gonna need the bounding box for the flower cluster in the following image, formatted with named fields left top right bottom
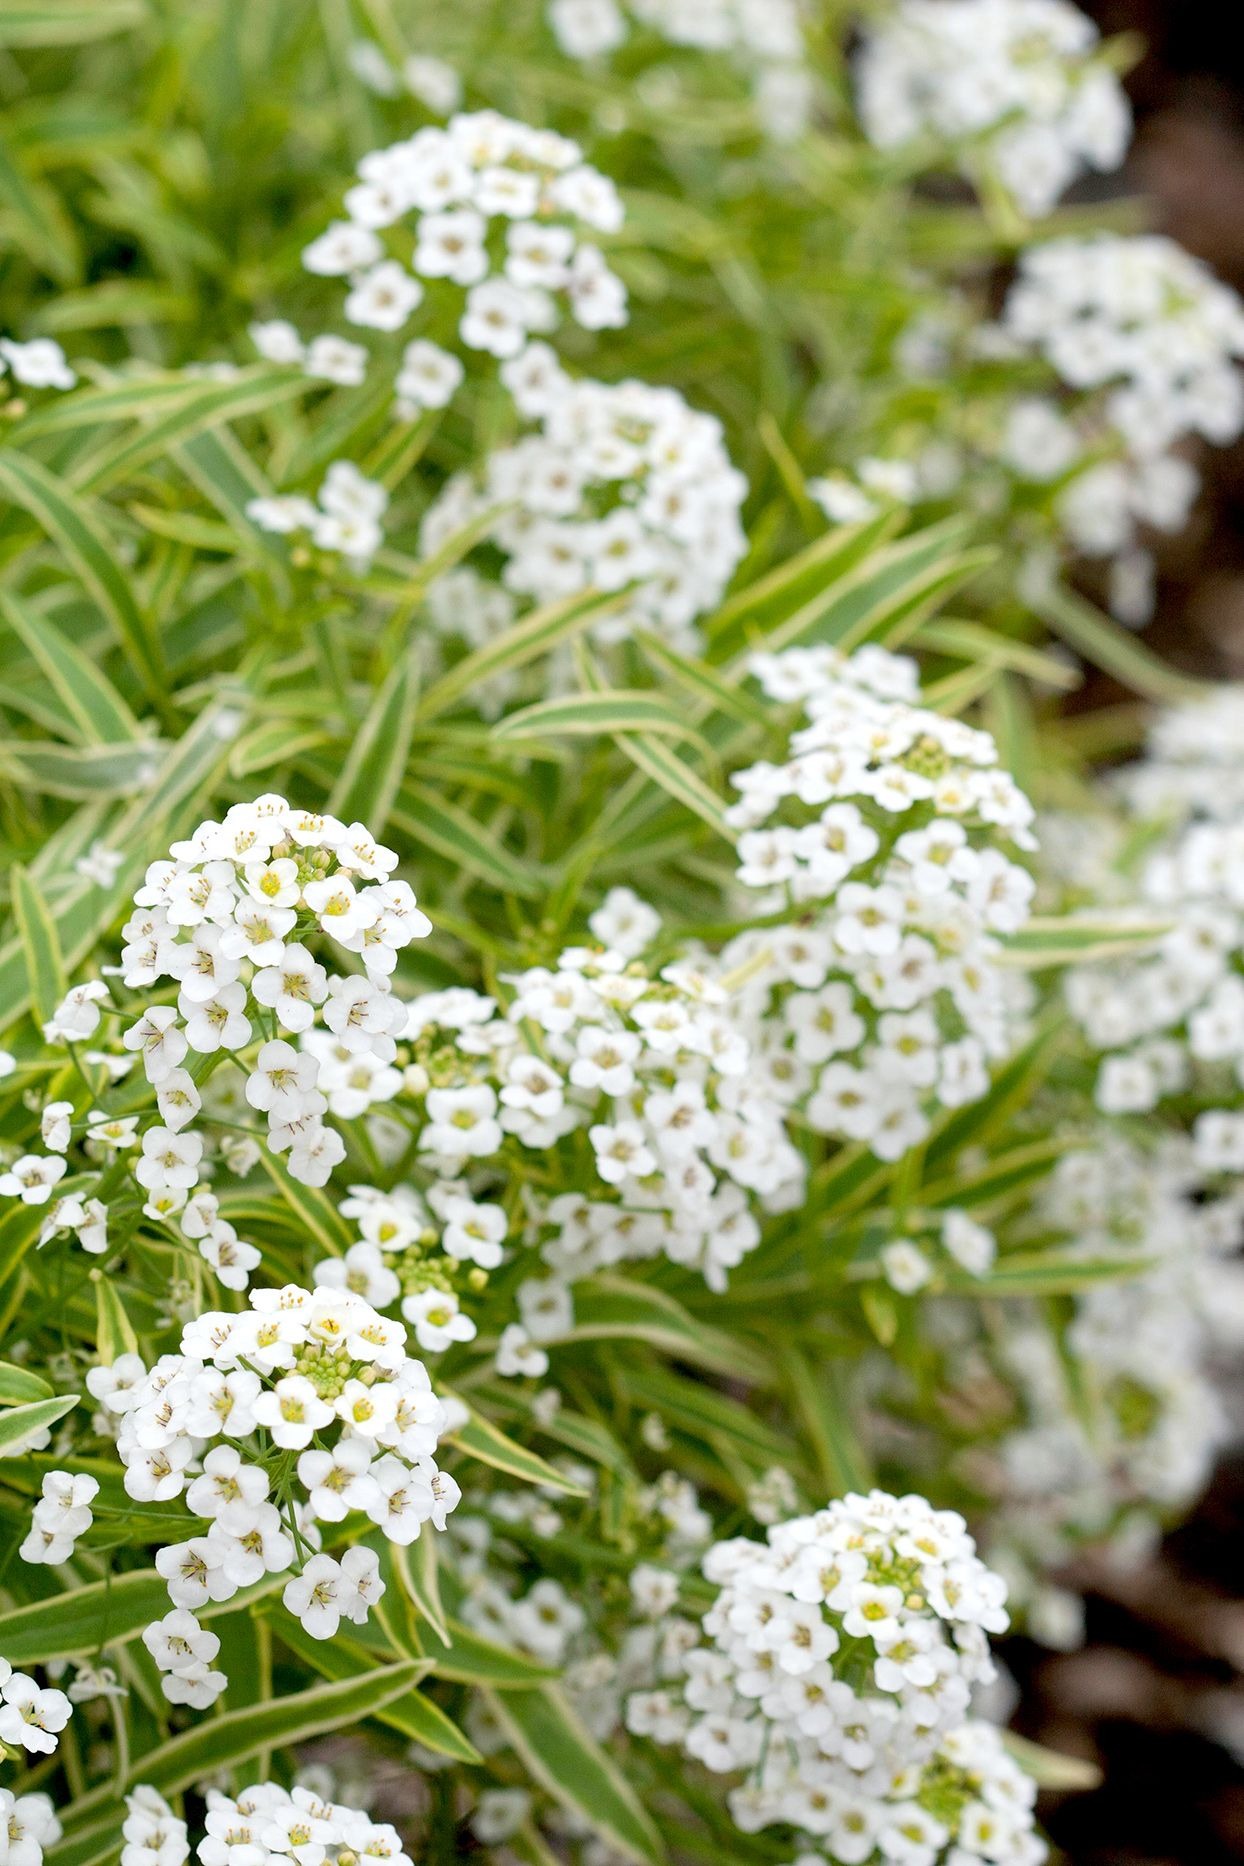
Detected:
left=856, top=0, right=1131, bottom=218
left=1003, top=236, right=1244, bottom=456
left=627, top=1492, right=1045, bottom=1866
left=977, top=1138, right=1244, bottom=1639
left=403, top=929, right=804, bottom=1310
left=311, top=1181, right=486, bottom=1356
left=997, top=237, right=1244, bottom=602
left=0, top=1783, right=61, bottom=1866
left=420, top=349, right=748, bottom=660
left=722, top=643, right=1035, bottom=1158
left=246, top=461, right=389, bottom=568
left=118, top=1781, right=413, bottom=1866
left=299, top=108, right=626, bottom=375
left=0, top=335, right=76, bottom=392
left=18, top=1471, right=98, bottom=1566
left=108, top=1283, right=456, bottom=1693
left=546, top=0, right=812, bottom=142
left=1060, top=688, right=1244, bottom=1132
left=118, top=794, right=427, bottom=1191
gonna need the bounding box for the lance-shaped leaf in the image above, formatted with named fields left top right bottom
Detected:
left=997, top=912, right=1172, bottom=968
left=8, top=864, right=66, bottom=1026
left=0, top=449, right=167, bottom=703
left=493, top=689, right=714, bottom=756
left=329, top=657, right=418, bottom=836
left=555, top=1277, right=768, bottom=1380
left=442, top=1392, right=590, bottom=1496
left=484, top=1685, right=666, bottom=1866
left=0, top=1390, right=78, bottom=1456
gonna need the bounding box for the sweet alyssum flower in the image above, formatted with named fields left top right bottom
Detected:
left=0, top=1659, right=73, bottom=1759
left=18, top=1471, right=99, bottom=1566
left=272, top=107, right=625, bottom=418
left=247, top=461, right=389, bottom=568
left=627, top=1491, right=1044, bottom=1866
left=0, top=1783, right=61, bottom=1866
left=401, top=931, right=804, bottom=1302
left=856, top=0, right=1131, bottom=219
left=721, top=642, right=1035, bottom=1159
left=420, top=347, right=748, bottom=663
left=109, top=1283, right=459, bottom=1697
left=117, top=1780, right=414, bottom=1866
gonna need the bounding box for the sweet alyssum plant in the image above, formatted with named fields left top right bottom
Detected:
left=3, top=1, right=1244, bottom=1863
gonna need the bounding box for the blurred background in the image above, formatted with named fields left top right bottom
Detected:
left=1003, top=5, right=1244, bottom=1856
left=1078, top=0, right=1244, bottom=678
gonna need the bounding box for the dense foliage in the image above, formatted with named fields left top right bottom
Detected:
left=3, top=4, right=1243, bottom=1865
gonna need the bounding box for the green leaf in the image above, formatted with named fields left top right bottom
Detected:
left=57, top=1662, right=425, bottom=1838
left=998, top=912, right=1171, bottom=968
left=559, top=1278, right=767, bottom=1380
left=443, top=1393, right=589, bottom=1496
left=1002, top=1731, right=1102, bottom=1791
left=0, top=0, right=145, bottom=45
left=329, top=657, right=417, bottom=835
left=0, top=1565, right=166, bottom=1664
left=0, top=449, right=167, bottom=705
left=484, top=1686, right=666, bottom=1866
left=0, top=1392, right=75, bottom=1456
left=382, top=1531, right=449, bottom=1644
left=786, top=1350, right=873, bottom=1496
left=951, top=1251, right=1153, bottom=1296
left=1032, top=580, right=1205, bottom=702
left=392, top=784, right=545, bottom=898
left=0, top=1361, right=53, bottom=1403
left=93, top=1271, right=138, bottom=1364
left=417, top=589, right=625, bottom=721
left=707, top=514, right=897, bottom=653
left=611, top=735, right=728, bottom=837
left=0, top=739, right=161, bottom=801
left=493, top=690, right=713, bottom=752
left=256, top=1143, right=353, bottom=1255
left=8, top=864, right=66, bottom=1027
left=411, top=1615, right=559, bottom=1687
left=272, top=1612, right=480, bottom=1762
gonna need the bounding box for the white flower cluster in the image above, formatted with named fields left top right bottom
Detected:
left=1004, top=237, right=1244, bottom=456
left=546, top=0, right=812, bottom=143
left=856, top=0, right=1131, bottom=218
left=0, top=335, right=76, bottom=391
left=403, top=929, right=804, bottom=1307
left=107, top=1283, right=456, bottom=1696
left=118, top=1780, right=413, bottom=1866
left=999, top=237, right=1244, bottom=596
left=420, top=348, right=748, bottom=657
left=346, top=40, right=462, bottom=115
left=311, top=1182, right=486, bottom=1355
left=627, top=1492, right=1044, bottom=1866
left=1062, top=689, right=1244, bottom=1134
left=19, top=1470, right=98, bottom=1565
left=0, top=1782, right=60, bottom=1866
left=0, top=1658, right=71, bottom=1759
left=723, top=644, right=1035, bottom=1158
left=300, top=109, right=626, bottom=373
left=246, top=461, right=389, bottom=568
left=986, top=1139, right=1244, bottom=1608
left=118, top=795, right=428, bottom=1197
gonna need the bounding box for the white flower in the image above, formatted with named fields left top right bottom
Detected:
left=0, top=1673, right=73, bottom=1754
left=0, top=335, right=76, bottom=389
left=0, top=1154, right=67, bottom=1204
left=495, top=1323, right=549, bottom=1379
left=401, top=1286, right=477, bottom=1352
left=253, top=1375, right=335, bottom=1449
